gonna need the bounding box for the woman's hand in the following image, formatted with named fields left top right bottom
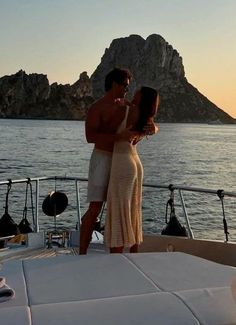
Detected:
left=132, top=134, right=144, bottom=145
left=143, top=122, right=159, bottom=136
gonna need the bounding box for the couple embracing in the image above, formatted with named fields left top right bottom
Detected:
left=79, top=68, right=159, bottom=255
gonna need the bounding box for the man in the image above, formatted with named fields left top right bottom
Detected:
left=79, top=68, right=134, bottom=254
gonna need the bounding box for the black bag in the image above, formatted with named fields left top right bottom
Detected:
left=18, top=218, right=33, bottom=234
left=0, top=212, right=20, bottom=237
left=0, top=182, right=20, bottom=237
left=161, top=195, right=188, bottom=237
left=161, top=214, right=188, bottom=237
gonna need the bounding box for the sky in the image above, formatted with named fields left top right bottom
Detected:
left=0, top=0, right=236, bottom=118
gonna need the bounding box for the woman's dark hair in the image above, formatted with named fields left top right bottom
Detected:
left=105, top=68, right=132, bottom=92
left=134, top=87, right=158, bottom=132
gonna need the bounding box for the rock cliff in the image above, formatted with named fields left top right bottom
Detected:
left=0, top=34, right=234, bottom=123
left=91, top=34, right=234, bottom=123
left=0, top=70, right=93, bottom=119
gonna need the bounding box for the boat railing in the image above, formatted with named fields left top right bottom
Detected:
left=0, top=176, right=236, bottom=241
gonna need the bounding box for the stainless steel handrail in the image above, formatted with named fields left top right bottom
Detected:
left=1, top=176, right=236, bottom=197
left=0, top=176, right=235, bottom=239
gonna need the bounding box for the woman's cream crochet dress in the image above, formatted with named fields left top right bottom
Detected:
left=105, top=107, right=143, bottom=248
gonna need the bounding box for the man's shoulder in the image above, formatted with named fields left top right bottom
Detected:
left=88, top=97, right=106, bottom=112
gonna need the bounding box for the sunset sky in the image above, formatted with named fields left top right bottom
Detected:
left=0, top=0, right=235, bottom=118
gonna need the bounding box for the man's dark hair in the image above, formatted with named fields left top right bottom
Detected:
left=105, top=68, right=132, bottom=92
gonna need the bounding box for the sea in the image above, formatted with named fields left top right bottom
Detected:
left=0, top=119, right=236, bottom=241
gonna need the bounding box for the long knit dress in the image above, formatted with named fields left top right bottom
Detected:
left=105, top=107, right=143, bottom=248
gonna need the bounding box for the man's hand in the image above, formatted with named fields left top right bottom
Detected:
left=114, top=98, right=130, bottom=107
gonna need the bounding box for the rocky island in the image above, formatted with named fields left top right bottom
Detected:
left=0, top=34, right=234, bottom=123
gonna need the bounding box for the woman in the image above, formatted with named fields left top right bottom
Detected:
left=104, top=86, right=159, bottom=253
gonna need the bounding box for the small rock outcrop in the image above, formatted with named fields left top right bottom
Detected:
left=0, top=71, right=93, bottom=119
left=0, top=70, right=50, bottom=117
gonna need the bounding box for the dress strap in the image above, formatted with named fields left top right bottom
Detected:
left=124, top=105, right=129, bottom=128
left=116, top=105, right=130, bottom=134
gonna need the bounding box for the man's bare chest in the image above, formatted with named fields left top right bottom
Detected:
left=100, top=108, right=125, bottom=131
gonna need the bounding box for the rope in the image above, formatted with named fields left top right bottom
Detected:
left=22, top=180, right=29, bottom=220
left=165, top=200, right=169, bottom=224
left=217, top=189, right=229, bottom=242
left=29, top=180, right=35, bottom=226
left=19, top=178, right=35, bottom=232
left=4, top=180, right=12, bottom=214
left=165, top=184, right=175, bottom=223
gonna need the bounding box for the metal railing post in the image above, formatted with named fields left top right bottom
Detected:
left=35, top=179, right=40, bottom=232
left=75, top=180, right=81, bottom=230
left=178, top=189, right=194, bottom=239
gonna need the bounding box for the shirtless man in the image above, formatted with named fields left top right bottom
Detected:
left=79, top=68, right=134, bottom=254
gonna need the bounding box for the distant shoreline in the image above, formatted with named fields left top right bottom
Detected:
left=0, top=117, right=235, bottom=125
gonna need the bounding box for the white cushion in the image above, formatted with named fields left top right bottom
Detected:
left=0, top=260, right=28, bottom=308
left=175, top=286, right=236, bottom=325
left=2, top=251, right=236, bottom=324
left=0, top=306, right=31, bottom=325
left=23, top=254, right=158, bottom=305
left=31, top=292, right=199, bottom=325
left=125, top=252, right=236, bottom=291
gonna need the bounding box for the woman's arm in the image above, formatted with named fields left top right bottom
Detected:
left=132, top=133, right=145, bottom=145
left=132, top=121, right=158, bottom=145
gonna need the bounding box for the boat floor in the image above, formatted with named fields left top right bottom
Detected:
left=2, top=233, right=236, bottom=267
left=0, top=243, right=107, bottom=262
left=1, top=249, right=236, bottom=324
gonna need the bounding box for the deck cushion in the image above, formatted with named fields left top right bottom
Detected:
left=0, top=306, right=31, bottom=325
left=175, top=286, right=236, bottom=325
left=2, top=251, right=236, bottom=324
left=125, top=252, right=236, bottom=291
left=31, top=292, right=199, bottom=325
left=0, top=260, right=28, bottom=308
left=23, top=254, right=158, bottom=305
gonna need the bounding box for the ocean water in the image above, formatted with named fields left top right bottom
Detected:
left=0, top=119, right=235, bottom=241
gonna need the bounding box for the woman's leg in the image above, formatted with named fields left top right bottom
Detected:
left=110, top=246, right=124, bottom=253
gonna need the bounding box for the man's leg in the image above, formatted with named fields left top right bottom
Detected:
left=79, top=201, right=103, bottom=255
